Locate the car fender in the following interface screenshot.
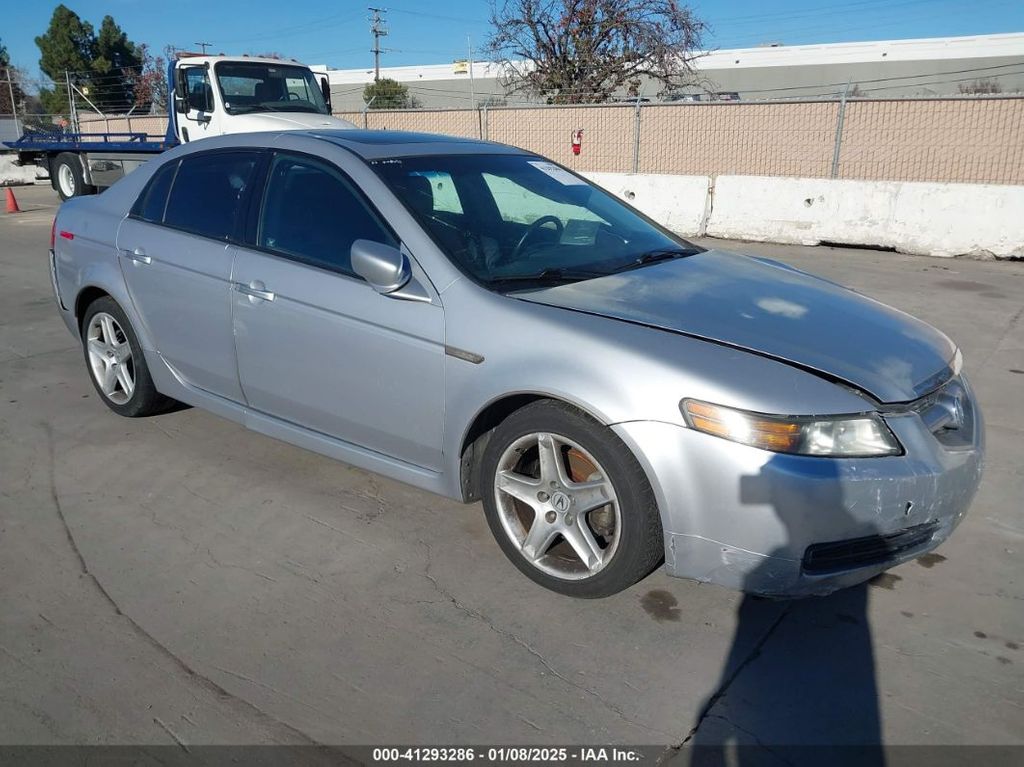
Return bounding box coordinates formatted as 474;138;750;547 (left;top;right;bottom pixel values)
439;279;876;500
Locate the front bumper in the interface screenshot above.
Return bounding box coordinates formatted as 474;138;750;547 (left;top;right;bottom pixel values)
613;381;984;597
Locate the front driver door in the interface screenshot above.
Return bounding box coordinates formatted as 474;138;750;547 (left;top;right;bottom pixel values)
231;151;445;470
179;65;222;141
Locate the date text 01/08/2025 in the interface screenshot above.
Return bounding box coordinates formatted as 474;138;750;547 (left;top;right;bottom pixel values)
371;747;645;762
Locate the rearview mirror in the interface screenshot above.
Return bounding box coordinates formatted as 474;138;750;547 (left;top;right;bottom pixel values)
351;240;411;294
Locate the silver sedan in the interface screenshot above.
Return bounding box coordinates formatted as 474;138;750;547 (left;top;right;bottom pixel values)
49;130;983;598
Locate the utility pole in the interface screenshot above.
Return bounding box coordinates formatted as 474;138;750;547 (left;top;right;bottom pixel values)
468;36;475;108
194;42;212;54
368;7;388;82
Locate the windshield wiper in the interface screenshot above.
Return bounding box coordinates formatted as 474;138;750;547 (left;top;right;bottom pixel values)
609;248;698;274
489;267;608;291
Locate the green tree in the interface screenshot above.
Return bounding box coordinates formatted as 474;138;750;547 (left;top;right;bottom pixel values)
35;4;96;114
362;78;415;109
92;15;143;111
34;5;144;115
1;38;28;114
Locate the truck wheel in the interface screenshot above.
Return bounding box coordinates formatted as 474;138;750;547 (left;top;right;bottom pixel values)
53;153;95;201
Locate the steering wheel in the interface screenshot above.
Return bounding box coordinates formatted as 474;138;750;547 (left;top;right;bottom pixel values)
511;216;564;261
287;92;302;100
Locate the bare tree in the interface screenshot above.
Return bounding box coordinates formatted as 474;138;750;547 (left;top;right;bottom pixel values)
133;44;170;114
485;0;706;104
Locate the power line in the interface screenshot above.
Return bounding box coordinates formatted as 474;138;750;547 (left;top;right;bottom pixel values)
216;11;365;45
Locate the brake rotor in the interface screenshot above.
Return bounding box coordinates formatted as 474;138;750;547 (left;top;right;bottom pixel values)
567;448;616;539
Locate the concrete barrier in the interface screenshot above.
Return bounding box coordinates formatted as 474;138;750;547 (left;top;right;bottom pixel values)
583;172;711;237
706;175;1024;259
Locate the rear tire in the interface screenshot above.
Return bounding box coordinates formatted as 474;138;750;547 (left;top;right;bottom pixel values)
53;153;95;201
480;400;663;598
81;296;173;417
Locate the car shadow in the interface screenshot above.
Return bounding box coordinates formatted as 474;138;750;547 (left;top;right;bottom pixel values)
687;456;886;767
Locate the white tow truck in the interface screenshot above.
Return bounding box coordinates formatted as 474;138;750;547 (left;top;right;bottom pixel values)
4;54;354;199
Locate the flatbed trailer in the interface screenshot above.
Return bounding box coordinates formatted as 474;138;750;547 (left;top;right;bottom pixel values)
2;54;352;199
6;130;174;198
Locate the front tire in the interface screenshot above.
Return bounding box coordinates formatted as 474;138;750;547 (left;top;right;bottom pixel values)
480;400;663;598
81;297;171;417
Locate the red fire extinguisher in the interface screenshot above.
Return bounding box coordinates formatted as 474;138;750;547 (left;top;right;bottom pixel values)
571;128;584;155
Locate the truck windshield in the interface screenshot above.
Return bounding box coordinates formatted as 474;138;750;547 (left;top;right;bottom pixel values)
214;61;330;116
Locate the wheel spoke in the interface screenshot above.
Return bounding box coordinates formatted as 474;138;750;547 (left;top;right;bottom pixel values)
99;315;119;346
87;339;107;360
562;521;604;572
113;341;132;363
569;479;612;514
100;362;117;395
115;365;134;398
521;515;559;562
537;433;570;486
496;469;543;509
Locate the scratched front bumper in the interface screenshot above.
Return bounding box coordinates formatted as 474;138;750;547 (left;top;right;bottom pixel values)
613;384;984;597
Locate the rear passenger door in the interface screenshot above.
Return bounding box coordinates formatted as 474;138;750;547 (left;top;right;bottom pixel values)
116;150;261;402
231;151;445;470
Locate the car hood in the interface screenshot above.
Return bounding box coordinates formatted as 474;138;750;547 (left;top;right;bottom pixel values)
227;112;356;132
515;250;957;403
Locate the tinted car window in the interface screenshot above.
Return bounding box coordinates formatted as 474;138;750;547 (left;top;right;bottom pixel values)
258;153;396;276
130;160;178;223
163;152;258;241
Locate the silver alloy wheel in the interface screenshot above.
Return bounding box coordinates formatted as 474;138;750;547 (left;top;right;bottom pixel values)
86;312;135;405
494;432;621;580
58;162;76;198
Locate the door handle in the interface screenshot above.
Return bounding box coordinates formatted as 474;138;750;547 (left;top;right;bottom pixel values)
121;247;151;264
235;281;275;302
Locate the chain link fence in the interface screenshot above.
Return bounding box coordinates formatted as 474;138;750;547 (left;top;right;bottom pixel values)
4;95;1022;185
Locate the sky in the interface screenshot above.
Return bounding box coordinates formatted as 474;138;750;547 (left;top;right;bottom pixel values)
3;0;1023;81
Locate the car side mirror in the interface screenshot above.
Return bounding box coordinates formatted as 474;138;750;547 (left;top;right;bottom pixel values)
351;240;411;295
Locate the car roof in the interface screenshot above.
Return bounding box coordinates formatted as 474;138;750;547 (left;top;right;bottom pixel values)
304;129;530;159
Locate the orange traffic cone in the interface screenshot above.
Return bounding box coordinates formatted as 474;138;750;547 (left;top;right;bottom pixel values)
5;187;21;214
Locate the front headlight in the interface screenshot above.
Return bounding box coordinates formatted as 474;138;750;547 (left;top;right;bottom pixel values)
681;399;902;457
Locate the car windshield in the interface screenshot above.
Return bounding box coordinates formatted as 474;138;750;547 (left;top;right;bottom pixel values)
371;154;701;291
214;61;330;116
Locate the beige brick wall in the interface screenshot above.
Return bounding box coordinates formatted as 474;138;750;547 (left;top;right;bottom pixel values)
74;97;1023;185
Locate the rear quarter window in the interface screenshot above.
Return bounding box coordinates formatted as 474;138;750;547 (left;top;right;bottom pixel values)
163;152;259;241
